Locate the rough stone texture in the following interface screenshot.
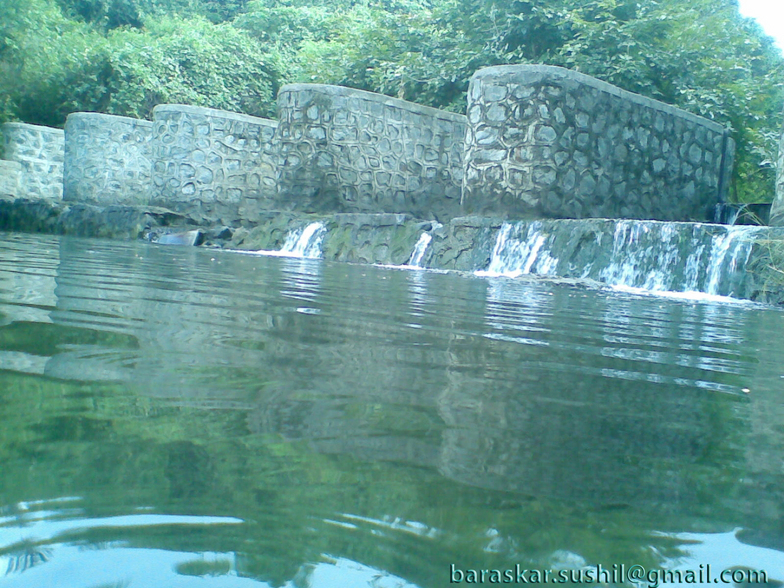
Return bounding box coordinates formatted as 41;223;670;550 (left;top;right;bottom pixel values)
770;114;784;226
149;104;279;225
229;212;314;251
63;113;153;206
322;213;426;265
0;160;22;200
276;84;467;221
426;216;502;271
2;122;64;201
462;65;735;222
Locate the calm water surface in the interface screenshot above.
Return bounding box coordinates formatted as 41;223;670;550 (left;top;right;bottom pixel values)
0;231;783;587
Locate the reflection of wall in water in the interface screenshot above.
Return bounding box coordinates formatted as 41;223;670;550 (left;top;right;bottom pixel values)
0;235;60;375
0;239;59;326
38;241;779;523
44;239;291;392
244;276;756;515
436;282;743;507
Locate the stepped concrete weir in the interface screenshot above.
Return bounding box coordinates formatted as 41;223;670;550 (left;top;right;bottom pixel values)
64;113;153;205
276;84;467;220
149;105;279;224
2;122;64;201
462;65;735;221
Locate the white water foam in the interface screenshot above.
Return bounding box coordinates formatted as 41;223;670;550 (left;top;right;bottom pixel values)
407;233;433;267
235;222;327;259
599;221;680;291
702;228;756;296
477;222;560;278
478;220;759;299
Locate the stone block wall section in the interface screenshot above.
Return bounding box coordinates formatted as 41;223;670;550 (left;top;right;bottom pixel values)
462;65;735;221
770;114;784;226
2;122;64;201
276;84;467;221
64;113;153;205
0;160;22;200
149;105;278;224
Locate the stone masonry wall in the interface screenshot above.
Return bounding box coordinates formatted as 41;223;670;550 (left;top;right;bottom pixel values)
149;105;278;225
64;113;153;205
2;122;64;201
770;113;784;226
276;84;467;221
462;65;734;221
0;160;22;200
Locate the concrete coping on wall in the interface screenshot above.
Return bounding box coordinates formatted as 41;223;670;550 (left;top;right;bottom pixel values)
152;104;278;128
279;83;467;124
66;112;154;128
471;65;727;135
1;122;65;136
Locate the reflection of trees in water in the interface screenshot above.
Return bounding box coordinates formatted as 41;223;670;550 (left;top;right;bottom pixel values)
3;547;52;576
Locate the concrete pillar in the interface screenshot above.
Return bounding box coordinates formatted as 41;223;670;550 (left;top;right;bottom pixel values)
63;112;153;205
2;122;64;201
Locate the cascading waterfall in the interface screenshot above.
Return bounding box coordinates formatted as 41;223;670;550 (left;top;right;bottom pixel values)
279;222;327;258
479;222;560;278
407;233;433;267
479;220;760;298
244;222;327;259
598;221;681;291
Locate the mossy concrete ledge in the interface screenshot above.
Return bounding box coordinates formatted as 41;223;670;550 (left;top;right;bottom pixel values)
276;84;467;221
2;122;64;201
149;104;279;225
64;112;153;206
462;65;735;221
230;212;431;266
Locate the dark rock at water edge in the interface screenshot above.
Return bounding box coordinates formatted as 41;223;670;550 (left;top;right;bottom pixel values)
0;198;196;240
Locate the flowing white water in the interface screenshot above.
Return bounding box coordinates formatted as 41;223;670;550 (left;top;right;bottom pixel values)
279;222;327;258
703;229;756;295
239;222;327;259
479;220;759;298
407;233;433;267
479;222;560;278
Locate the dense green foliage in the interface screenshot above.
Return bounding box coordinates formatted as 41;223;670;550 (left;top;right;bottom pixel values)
1;0;782;201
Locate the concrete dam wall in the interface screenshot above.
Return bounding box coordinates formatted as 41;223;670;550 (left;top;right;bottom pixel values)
462;65;735;221
2;122;64;202
276;84;467;220
149;105;279;224
0;65;745;224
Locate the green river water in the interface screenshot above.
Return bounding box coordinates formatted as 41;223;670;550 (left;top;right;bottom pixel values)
0;232;782;587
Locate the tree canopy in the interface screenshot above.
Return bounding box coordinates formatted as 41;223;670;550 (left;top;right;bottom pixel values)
1;0;782;201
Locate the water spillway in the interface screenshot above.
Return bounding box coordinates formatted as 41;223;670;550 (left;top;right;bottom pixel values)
406;233;433;267
236;221;327;259
475;219;761;298
279;222;327;258
223;214;784;303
